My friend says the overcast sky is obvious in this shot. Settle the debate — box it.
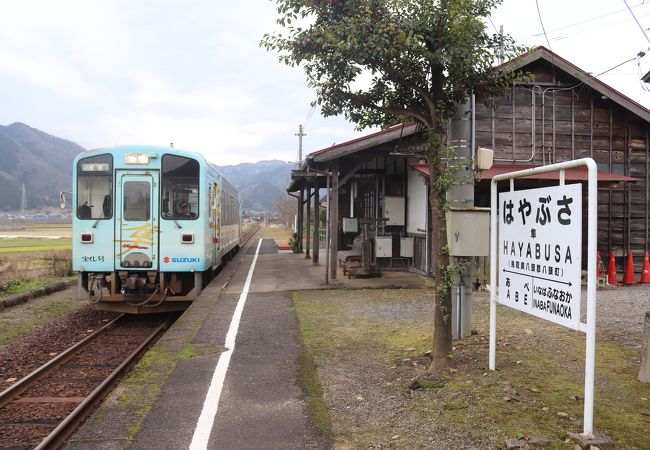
[1,0,648,166]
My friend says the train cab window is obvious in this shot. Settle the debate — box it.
[161,154,199,220]
[76,154,113,220]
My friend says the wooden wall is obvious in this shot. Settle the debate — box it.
[475,60,650,270]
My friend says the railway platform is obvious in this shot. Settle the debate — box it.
[65,236,427,449]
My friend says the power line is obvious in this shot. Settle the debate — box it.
[526,1,646,39]
[487,16,499,35]
[534,0,552,51]
[595,51,646,77]
[304,105,316,128]
[623,0,650,45]
[302,101,317,131]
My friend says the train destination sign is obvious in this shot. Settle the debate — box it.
[498,183,582,330]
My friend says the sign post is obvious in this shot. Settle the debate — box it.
[489,158,597,437]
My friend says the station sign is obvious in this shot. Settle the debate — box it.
[498,183,582,330]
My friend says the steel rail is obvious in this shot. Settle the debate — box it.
[35,319,172,450]
[0,314,125,409]
[240,225,260,247]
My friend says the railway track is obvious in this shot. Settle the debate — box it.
[240,224,260,246]
[0,313,174,449]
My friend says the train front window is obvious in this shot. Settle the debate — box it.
[161,154,199,220]
[76,154,113,220]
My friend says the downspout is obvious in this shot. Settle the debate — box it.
[471,90,476,171]
[325,172,331,285]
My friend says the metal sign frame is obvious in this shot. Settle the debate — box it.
[489,158,597,437]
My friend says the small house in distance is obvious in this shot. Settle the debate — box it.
[289,46,647,281]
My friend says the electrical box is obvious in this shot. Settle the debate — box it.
[375,236,393,258]
[446,208,490,256]
[400,237,414,257]
[477,147,494,170]
[383,196,405,226]
[342,217,358,233]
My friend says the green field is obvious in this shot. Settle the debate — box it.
[0,221,72,253]
[0,237,71,253]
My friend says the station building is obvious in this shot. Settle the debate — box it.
[288,46,648,284]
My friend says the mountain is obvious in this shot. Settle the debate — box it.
[216,160,292,213]
[0,122,291,213]
[0,123,85,210]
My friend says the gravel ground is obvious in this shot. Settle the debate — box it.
[585,284,650,346]
[0,306,119,391]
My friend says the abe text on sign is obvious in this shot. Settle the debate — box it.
[498,184,582,330]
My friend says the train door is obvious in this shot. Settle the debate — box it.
[210,180,221,267]
[115,171,159,270]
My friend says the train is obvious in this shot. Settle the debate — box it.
[69,145,241,313]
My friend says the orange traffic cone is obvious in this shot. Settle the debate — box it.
[622,251,637,284]
[641,251,650,283]
[607,251,619,285]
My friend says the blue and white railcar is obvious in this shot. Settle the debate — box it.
[72,145,241,313]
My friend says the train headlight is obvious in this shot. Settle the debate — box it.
[124,153,150,164]
[81,232,94,243]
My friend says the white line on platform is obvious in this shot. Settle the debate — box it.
[189,238,262,450]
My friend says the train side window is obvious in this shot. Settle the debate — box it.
[161,154,200,220]
[76,154,113,220]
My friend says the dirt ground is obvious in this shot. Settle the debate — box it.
[292,285,650,449]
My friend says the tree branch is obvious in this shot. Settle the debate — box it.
[345,91,431,128]
[381,66,437,124]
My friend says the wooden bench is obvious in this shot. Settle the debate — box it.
[337,235,363,274]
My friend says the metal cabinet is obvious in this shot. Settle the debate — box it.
[383,196,405,226]
[400,237,414,257]
[375,236,393,258]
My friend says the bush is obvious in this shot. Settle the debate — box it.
[0,278,19,293]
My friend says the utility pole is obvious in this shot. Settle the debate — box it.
[295,124,306,163]
[20,183,27,215]
[498,25,504,65]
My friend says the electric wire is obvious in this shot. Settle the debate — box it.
[488,16,499,35]
[304,103,316,129]
[525,1,646,40]
[595,52,645,77]
[637,55,650,91]
[623,0,650,45]
[534,0,552,51]
[638,57,650,91]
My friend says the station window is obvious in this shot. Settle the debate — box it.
[76,154,113,220]
[161,154,200,220]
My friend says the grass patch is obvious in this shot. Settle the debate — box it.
[0,282,82,346]
[0,276,74,299]
[292,292,334,444]
[291,288,650,448]
[118,348,177,438]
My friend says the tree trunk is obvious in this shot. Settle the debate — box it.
[427,160,453,374]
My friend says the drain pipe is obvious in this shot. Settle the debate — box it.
[324,172,331,285]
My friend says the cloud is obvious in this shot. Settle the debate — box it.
[1,0,646,168]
